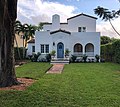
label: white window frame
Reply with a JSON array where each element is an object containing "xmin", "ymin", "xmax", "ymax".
[
  {"xmin": 40, "ymin": 44, "xmax": 49, "ymax": 53},
  {"xmin": 78, "ymin": 27, "xmax": 86, "ymax": 32}
]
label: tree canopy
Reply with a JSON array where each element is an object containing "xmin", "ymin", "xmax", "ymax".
[{"xmin": 94, "ymin": 1, "xmax": 120, "ymax": 37}]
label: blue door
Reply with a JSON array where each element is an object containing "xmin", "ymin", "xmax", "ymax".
[{"xmin": 57, "ymin": 42, "xmax": 64, "ymax": 58}]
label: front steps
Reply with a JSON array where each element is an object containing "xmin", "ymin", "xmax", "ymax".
[{"xmin": 51, "ymin": 58, "xmax": 70, "ymax": 64}]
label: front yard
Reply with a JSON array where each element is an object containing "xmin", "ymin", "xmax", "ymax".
[{"xmin": 0, "ymin": 62, "xmax": 120, "ymax": 107}]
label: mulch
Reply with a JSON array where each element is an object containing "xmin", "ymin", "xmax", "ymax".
[{"xmin": 0, "ymin": 78, "xmax": 35, "ymax": 91}]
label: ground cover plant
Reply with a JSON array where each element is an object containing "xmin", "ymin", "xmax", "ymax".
[{"xmin": 0, "ymin": 62, "xmax": 120, "ymax": 107}]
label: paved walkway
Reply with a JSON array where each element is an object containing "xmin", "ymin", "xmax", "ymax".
[{"xmin": 46, "ymin": 64, "xmax": 64, "ymax": 74}]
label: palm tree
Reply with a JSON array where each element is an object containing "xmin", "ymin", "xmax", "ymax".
[
  {"xmin": 15, "ymin": 22, "xmax": 27, "ymax": 58},
  {"xmin": 37, "ymin": 22, "xmax": 44, "ymax": 31},
  {"xmin": 14, "ymin": 20, "xmax": 22, "ymax": 60},
  {"xmin": 94, "ymin": 6, "xmax": 120, "ymax": 36},
  {"xmin": 24, "ymin": 24, "xmax": 35, "ymax": 47},
  {"xmin": 15, "ymin": 23, "xmax": 36, "ymax": 58}
]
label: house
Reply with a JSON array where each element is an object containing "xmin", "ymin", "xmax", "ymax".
[
  {"xmin": 27, "ymin": 13, "xmax": 100, "ymax": 61},
  {"xmin": 14, "ymin": 34, "xmax": 24, "ymax": 47}
]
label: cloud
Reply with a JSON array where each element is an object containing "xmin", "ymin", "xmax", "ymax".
[
  {"xmin": 17, "ymin": 0, "xmax": 76, "ymax": 24},
  {"xmin": 97, "ymin": 18, "xmax": 120, "ymax": 39},
  {"xmin": 17, "ymin": 0, "xmax": 120, "ymax": 39}
]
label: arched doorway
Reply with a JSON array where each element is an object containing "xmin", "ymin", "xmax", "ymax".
[{"xmin": 57, "ymin": 42, "xmax": 64, "ymax": 58}]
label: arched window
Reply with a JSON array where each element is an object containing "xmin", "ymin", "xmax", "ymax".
[
  {"xmin": 74, "ymin": 43, "xmax": 83, "ymax": 52},
  {"xmin": 85, "ymin": 43, "xmax": 94, "ymax": 56},
  {"xmin": 74, "ymin": 43, "xmax": 83, "ymax": 56}
]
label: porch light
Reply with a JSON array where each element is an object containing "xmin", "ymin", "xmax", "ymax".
[{"xmin": 53, "ymin": 42, "xmax": 55, "ymax": 46}]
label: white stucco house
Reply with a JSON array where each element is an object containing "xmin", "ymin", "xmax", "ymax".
[{"xmin": 27, "ymin": 13, "xmax": 100, "ymax": 61}]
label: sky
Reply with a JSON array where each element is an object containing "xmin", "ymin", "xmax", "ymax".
[{"xmin": 17, "ymin": 0, "xmax": 120, "ymax": 38}]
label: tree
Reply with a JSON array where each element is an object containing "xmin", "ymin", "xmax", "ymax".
[
  {"xmin": 14, "ymin": 20, "xmax": 22, "ymax": 60},
  {"xmin": 94, "ymin": 4, "xmax": 120, "ymax": 36},
  {"xmin": 15, "ymin": 22, "xmax": 36, "ymax": 58},
  {"xmin": 37, "ymin": 22, "xmax": 44, "ymax": 31},
  {"xmin": 101, "ymin": 36, "xmax": 111, "ymax": 45},
  {"xmin": 0, "ymin": 0, "xmax": 19, "ymax": 87}
]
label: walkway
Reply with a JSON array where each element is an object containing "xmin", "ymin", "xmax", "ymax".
[{"xmin": 46, "ymin": 64, "xmax": 64, "ymax": 74}]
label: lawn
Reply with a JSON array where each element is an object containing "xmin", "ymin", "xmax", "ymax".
[{"xmin": 0, "ymin": 62, "xmax": 120, "ymax": 107}]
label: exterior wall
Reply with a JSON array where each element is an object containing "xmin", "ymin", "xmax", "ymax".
[
  {"xmin": 27, "ymin": 14, "xmax": 100, "ymax": 59},
  {"xmin": 67, "ymin": 15, "xmax": 96, "ymax": 32},
  {"xmin": 35, "ymin": 31, "xmax": 71, "ymax": 58},
  {"xmin": 43, "ymin": 24, "xmax": 51, "ymax": 31},
  {"xmin": 27, "ymin": 43, "xmax": 35, "ymax": 56},
  {"xmin": 35, "ymin": 31, "xmax": 52, "ymax": 54},
  {"xmin": 43, "ymin": 14, "xmax": 96, "ymax": 32},
  {"xmin": 14, "ymin": 34, "xmax": 23, "ymax": 47},
  {"xmin": 69, "ymin": 32, "xmax": 100, "ymax": 56},
  {"xmin": 52, "ymin": 14, "xmax": 60, "ymax": 31},
  {"xmin": 34, "ymin": 31, "xmax": 100, "ymax": 58}
]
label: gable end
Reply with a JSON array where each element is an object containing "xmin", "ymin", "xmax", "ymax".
[
  {"xmin": 50, "ymin": 29, "xmax": 71, "ymax": 35},
  {"xmin": 67, "ymin": 13, "xmax": 97, "ymax": 20}
]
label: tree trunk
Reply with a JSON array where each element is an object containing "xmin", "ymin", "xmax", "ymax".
[
  {"xmin": 14, "ymin": 35, "xmax": 21, "ymax": 60},
  {"xmin": 23, "ymin": 37, "xmax": 25, "ymax": 59},
  {"xmin": 109, "ymin": 19, "xmax": 120, "ymax": 36},
  {"xmin": 0, "ymin": 0, "xmax": 19, "ymax": 87}
]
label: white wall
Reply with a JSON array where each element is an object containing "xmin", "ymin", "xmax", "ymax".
[
  {"xmin": 43, "ymin": 24, "xmax": 51, "ymax": 31},
  {"xmin": 67, "ymin": 15, "xmax": 96, "ymax": 32},
  {"xmin": 28, "ymin": 14, "xmax": 100, "ymax": 58},
  {"xmin": 27, "ymin": 43, "xmax": 35, "ymax": 56},
  {"xmin": 69, "ymin": 32, "xmax": 100, "ymax": 56},
  {"xmin": 34, "ymin": 31, "xmax": 100, "ymax": 58},
  {"xmin": 43, "ymin": 14, "xmax": 96, "ymax": 32},
  {"xmin": 52, "ymin": 14, "xmax": 60, "ymax": 31}
]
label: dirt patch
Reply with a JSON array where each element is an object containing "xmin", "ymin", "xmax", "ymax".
[{"xmin": 0, "ymin": 78, "xmax": 35, "ymax": 91}]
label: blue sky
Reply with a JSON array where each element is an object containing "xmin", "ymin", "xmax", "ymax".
[
  {"xmin": 48, "ymin": 0, "xmax": 120, "ymax": 14},
  {"xmin": 17, "ymin": 0, "xmax": 120, "ymax": 38}
]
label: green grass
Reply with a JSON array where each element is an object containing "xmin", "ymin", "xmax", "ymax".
[
  {"xmin": 0, "ymin": 62, "xmax": 120, "ymax": 107},
  {"xmin": 16, "ymin": 62, "xmax": 52, "ymax": 79}
]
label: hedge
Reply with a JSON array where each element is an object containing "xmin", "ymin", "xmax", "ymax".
[{"xmin": 101, "ymin": 40, "xmax": 120, "ymax": 63}]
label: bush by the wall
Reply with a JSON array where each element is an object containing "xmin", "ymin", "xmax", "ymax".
[
  {"xmin": 101, "ymin": 43, "xmax": 113, "ymax": 62},
  {"xmin": 70, "ymin": 55, "xmax": 77, "ymax": 62},
  {"xmin": 101, "ymin": 40, "xmax": 120, "ymax": 63},
  {"xmin": 46, "ymin": 54, "xmax": 51, "ymax": 62},
  {"xmin": 112, "ymin": 40, "xmax": 120, "ymax": 63}
]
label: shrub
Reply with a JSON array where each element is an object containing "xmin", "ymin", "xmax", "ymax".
[
  {"xmin": 70, "ymin": 55, "xmax": 77, "ymax": 62},
  {"xmin": 82, "ymin": 54, "xmax": 88, "ymax": 62},
  {"xmin": 65, "ymin": 48, "xmax": 70, "ymax": 56},
  {"xmin": 112, "ymin": 40, "xmax": 120, "ymax": 63},
  {"xmin": 101, "ymin": 43, "xmax": 113, "ymax": 62},
  {"xmin": 31, "ymin": 52, "xmax": 41, "ymax": 62},
  {"xmin": 95, "ymin": 54, "xmax": 100, "ymax": 62},
  {"xmin": 46, "ymin": 54, "xmax": 51, "ymax": 62},
  {"xmin": 101, "ymin": 39, "xmax": 120, "ymax": 63},
  {"xmin": 50, "ymin": 50, "xmax": 56, "ymax": 56}
]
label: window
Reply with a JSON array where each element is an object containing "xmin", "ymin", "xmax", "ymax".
[
  {"xmin": 83, "ymin": 27, "xmax": 86, "ymax": 32},
  {"xmin": 40, "ymin": 44, "xmax": 49, "ymax": 53},
  {"xmin": 78, "ymin": 27, "xmax": 86, "ymax": 32},
  {"xmin": 32, "ymin": 46, "xmax": 35, "ymax": 52},
  {"xmin": 41, "ymin": 45, "xmax": 44, "ymax": 53},
  {"xmin": 45, "ymin": 45, "xmax": 49, "ymax": 53},
  {"xmin": 74, "ymin": 43, "xmax": 83, "ymax": 52},
  {"xmin": 78, "ymin": 27, "xmax": 82, "ymax": 32}
]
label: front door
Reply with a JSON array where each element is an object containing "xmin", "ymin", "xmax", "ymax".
[{"xmin": 57, "ymin": 42, "xmax": 64, "ymax": 58}]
